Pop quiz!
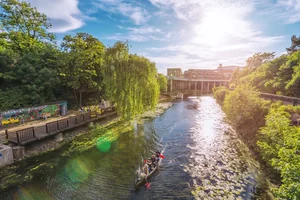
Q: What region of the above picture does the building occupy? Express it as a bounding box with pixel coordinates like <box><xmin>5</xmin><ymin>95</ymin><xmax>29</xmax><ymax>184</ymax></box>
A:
<box><xmin>184</xmin><ymin>69</ymin><xmax>224</xmax><ymax>80</ymax></box>
<box><xmin>217</xmin><ymin>64</ymin><xmax>241</xmax><ymax>80</ymax></box>
<box><xmin>167</xmin><ymin>68</ymin><xmax>182</xmax><ymax>77</ymax></box>
<box><xmin>166</xmin><ymin>64</ymin><xmax>243</xmax><ymax>93</ymax></box>
<box><xmin>182</xmin><ymin>64</ymin><xmax>242</xmax><ymax>80</ymax></box>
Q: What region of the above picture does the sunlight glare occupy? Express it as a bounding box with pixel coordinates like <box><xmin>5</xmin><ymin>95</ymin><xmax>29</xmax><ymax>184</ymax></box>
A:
<box><xmin>192</xmin><ymin>8</ymin><xmax>242</xmax><ymax>47</ymax></box>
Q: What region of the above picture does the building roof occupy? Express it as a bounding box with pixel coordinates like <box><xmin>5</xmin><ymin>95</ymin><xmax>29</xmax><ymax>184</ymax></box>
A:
<box><xmin>167</xmin><ymin>68</ymin><xmax>182</xmax><ymax>70</ymax></box>
<box><xmin>218</xmin><ymin>65</ymin><xmax>243</xmax><ymax>70</ymax></box>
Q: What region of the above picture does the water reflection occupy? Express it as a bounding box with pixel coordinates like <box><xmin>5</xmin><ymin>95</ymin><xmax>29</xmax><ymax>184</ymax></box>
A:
<box><xmin>185</xmin><ymin>96</ymin><xmax>256</xmax><ymax>199</ymax></box>
<box><xmin>0</xmin><ymin>96</ymin><xmax>261</xmax><ymax>200</ymax></box>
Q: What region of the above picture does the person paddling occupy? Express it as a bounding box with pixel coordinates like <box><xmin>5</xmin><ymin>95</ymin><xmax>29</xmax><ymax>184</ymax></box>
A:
<box><xmin>139</xmin><ymin>160</ymin><xmax>149</xmax><ymax>180</ymax></box>
<box><xmin>151</xmin><ymin>155</ymin><xmax>157</xmax><ymax>167</ymax></box>
<box><xmin>155</xmin><ymin>151</ymin><xmax>161</xmax><ymax>162</ymax></box>
<box><xmin>147</xmin><ymin>159</ymin><xmax>153</xmax><ymax>172</ymax></box>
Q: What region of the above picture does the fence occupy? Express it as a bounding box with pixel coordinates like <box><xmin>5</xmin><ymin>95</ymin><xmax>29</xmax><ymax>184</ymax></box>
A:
<box><xmin>258</xmin><ymin>92</ymin><xmax>300</xmax><ymax>105</ymax></box>
<box><xmin>3</xmin><ymin>107</ymin><xmax>116</xmax><ymax>145</ymax></box>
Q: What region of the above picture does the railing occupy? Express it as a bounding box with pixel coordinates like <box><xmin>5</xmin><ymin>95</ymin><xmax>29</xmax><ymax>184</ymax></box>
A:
<box><xmin>4</xmin><ymin>107</ymin><xmax>117</xmax><ymax>145</ymax></box>
<box><xmin>46</xmin><ymin>121</ymin><xmax>59</xmax><ymax>134</ymax></box>
<box><xmin>16</xmin><ymin>127</ymin><xmax>35</xmax><ymax>145</ymax></box>
<box><xmin>259</xmin><ymin>92</ymin><xmax>300</xmax><ymax>106</ymax></box>
<box><xmin>57</xmin><ymin>119</ymin><xmax>68</xmax><ymax>130</ymax></box>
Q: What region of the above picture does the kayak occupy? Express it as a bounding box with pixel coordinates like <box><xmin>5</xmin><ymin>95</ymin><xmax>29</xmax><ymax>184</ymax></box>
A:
<box><xmin>135</xmin><ymin>151</ymin><xmax>164</xmax><ymax>189</ymax></box>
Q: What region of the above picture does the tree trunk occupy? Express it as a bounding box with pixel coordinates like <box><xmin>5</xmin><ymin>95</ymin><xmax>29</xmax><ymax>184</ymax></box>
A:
<box><xmin>73</xmin><ymin>88</ymin><xmax>78</xmax><ymax>104</ymax></box>
<box><xmin>79</xmin><ymin>89</ymin><xmax>83</xmax><ymax>107</ymax></box>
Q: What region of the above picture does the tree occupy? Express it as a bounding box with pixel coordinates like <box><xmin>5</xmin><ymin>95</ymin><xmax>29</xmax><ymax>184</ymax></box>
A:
<box><xmin>157</xmin><ymin>74</ymin><xmax>167</xmax><ymax>93</ymax></box>
<box><xmin>286</xmin><ymin>35</ymin><xmax>300</xmax><ymax>54</ymax></box>
<box><xmin>257</xmin><ymin>104</ymin><xmax>300</xmax><ymax>199</ymax></box>
<box><xmin>284</xmin><ymin>51</ymin><xmax>300</xmax><ymax>97</ymax></box>
<box><xmin>0</xmin><ymin>0</ymin><xmax>54</xmax><ymax>55</ymax></box>
<box><xmin>246</xmin><ymin>52</ymin><xmax>275</xmax><ymax>70</ymax></box>
<box><xmin>0</xmin><ymin>0</ymin><xmax>60</xmax><ymax>109</ymax></box>
<box><xmin>223</xmin><ymin>84</ymin><xmax>269</xmax><ymax>144</ymax></box>
<box><xmin>60</xmin><ymin>33</ymin><xmax>106</xmax><ymax>107</ymax></box>
<box><xmin>104</xmin><ymin>42</ymin><xmax>159</xmax><ymax>119</ymax></box>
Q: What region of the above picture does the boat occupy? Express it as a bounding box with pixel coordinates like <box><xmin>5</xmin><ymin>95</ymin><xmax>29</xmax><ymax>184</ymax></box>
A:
<box><xmin>135</xmin><ymin>151</ymin><xmax>164</xmax><ymax>189</ymax></box>
<box><xmin>176</xmin><ymin>93</ymin><xmax>183</xmax><ymax>100</ymax></box>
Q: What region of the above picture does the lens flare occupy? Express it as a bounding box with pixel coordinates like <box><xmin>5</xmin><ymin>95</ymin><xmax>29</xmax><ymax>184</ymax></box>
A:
<box><xmin>65</xmin><ymin>159</ymin><xmax>89</xmax><ymax>183</ymax></box>
<box><xmin>96</xmin><ymin>137</ymin><xmax>112</xmax><ymax>152</ymax></box>
<box><xmin>14</xmin><ymin>186</ymin><xmax>53</xmax><ymax>200</ymax></box>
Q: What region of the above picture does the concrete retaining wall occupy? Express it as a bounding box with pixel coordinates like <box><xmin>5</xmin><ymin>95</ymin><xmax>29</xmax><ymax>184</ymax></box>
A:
<box><xmin>0</xmin><ymin>145</ymin><xmax>14</xmax><ymax>167</ymax></box>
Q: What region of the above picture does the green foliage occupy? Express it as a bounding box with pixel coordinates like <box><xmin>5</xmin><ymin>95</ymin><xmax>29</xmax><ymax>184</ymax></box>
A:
<box><xmin>284</xmin><ymin>51</ymin><xmax>300</xmax><ymax>96</ymax></box>
<box><xmin>229</xmin><ymin>50</ymin><xmax>300</xmax><ymax>97</ymax></box>
<box><xmin>257</xmin><ymin>105</ymin><xmax>300</xmax><ymax>199</ymax></box>
<box><xmin>60</xmin><ymin>33</ymin><xmax>106</xmax><ymax>106</ymax></box>
<box><xmin>0</xmin><ymin>88</ymin><xmax>26</xmax><ymax>111</ymax></box>
<box><xmin>0</xmin><ymin>1</ymin><xmax>160</xmax><ymax>119</ymax></box>
<box><xmin>286</xmin><ymin>35</ymin><xmax>300</xmax><ymax>54</ymax></box>
<box><xmin>0</xmin><ymin>0</ymin><xmax>54</xmax><ymax>54</ymax></box>
<box><xmin>222</xmin><ymin>84</ymin><xmax>270</xmax><ymax>147</ymax></box>
<box><xmin>213</xmin><ymin>86</ymin><xmax>229</xmax><ymax>102</ymax></box>
<box><xmin>157</xmin><ymin>74</ymin><xmax>167</xmax><ymax>93</ymax></box>
<box><xmin>246</xmin><ymin>52</ymin><xmax>275</xmax><ymax>71</ymax></box>
<box><xmin>223</xmin><ymin>84</ymin><xmax>269</xmax><ymax>128</ymax></box>
<box><xmin>63</xmin><ymin>122</ymin><xmax>133</xmax><ymax>156</ymax></box>
<box><xmin>103</xmin><ymin>42</ymin><xmax>159</xmax><ymax>119</ymax></box>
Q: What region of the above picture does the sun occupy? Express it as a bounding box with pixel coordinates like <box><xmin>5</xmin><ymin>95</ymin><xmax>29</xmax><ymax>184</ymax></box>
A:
<box><xmin>192</xmin><ymin>8</ymin><xmax>240</xmax><ymax>47</ymax></box>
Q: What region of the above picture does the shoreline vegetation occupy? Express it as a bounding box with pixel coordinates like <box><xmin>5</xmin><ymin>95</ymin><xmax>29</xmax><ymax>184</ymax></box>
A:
<box><xmin>0</xmin><ymin>102</ymin><xmax>173</xmax><ymax>190</ymax></box>
<box><xmin>213</xmin><ymin>43</ymin><xmax>300</xmax><ymax>199</ymax></box>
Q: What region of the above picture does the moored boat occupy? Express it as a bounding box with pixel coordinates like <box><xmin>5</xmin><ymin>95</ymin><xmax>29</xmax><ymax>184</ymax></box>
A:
<box><xmin>176</xmin><ymin>93</ymin><xmax>183</xmax><ymax>100</ymax></box>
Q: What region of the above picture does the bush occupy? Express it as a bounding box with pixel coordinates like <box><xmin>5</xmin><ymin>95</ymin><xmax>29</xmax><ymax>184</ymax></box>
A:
<box><xmin>257</xmin><ymin>104</ymin><xmax>300</xmax><ymax>199</ymax></box>
<box><xmin>213</xmin><ymin>86</ymin><xmax>229</xmax><ymax>103</ymax></box>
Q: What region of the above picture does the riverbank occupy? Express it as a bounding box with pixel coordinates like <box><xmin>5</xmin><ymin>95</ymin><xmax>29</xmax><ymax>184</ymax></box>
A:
<box><xmin>226</xmin><ymin>127</ymin><xmax>275</xmax><ymax>199</ymax></box>
<box><xmin>140</xmin><ymin>102</ymin><xmax>174</xmax><ymax>119</ymax></box>
<box><xmin>213</xmin><ymin>88</ymin><xmax>278</xmax><ymax>199</ymax></box>
<box><xmin>1</xmin><ymin>102</ymin><xmax>174</xmax><ymax>166</ymax></box>
<box><xmin>0</xmin><ymin>102</ymin><xmax>175</xmax><ymax>191</ymax></box>
<box><xmin>25</xmin><ymin>102</ymin><xmax>174</xmax><ymax>158</ymax></box>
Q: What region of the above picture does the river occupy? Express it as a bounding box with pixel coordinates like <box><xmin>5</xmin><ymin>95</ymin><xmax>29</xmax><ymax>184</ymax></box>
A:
<box><xmin>0</xmin><ymin>96</ymin><xmax>264</xmax><ymax>200</ymax></box>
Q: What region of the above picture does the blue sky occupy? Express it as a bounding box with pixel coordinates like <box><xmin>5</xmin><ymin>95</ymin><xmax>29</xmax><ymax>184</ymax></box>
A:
<box><xmin>26</xmin><ymin>0</ymin><xmax>300</xmax><ymax>74</ymax></box>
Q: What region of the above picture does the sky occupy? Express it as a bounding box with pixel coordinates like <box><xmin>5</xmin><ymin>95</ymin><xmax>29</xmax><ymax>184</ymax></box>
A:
<box><xmin>25</xmin><ymin>0</ymin><xmax>300</xmax><ymax>74</ymax></box>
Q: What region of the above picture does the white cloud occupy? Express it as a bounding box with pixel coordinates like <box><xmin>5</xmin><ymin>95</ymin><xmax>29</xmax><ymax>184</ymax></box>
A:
<box><xmin>95</xmin><ymin>0</ymin><xmax>148</xmax><ymax>25</ymax></box>
<box><xmin>107</xmin><ymin>35</ymin><xmax>147</xmax><ymax>42</ymax></box>
<box><xmin>275</xmin><ymin>0</ymin><xmax>300</xmax><ymax>23</ymax></box>
<box><xmin>145</xmin><ymin>0</ymin><xmax>284</xmax><ymax>73</ymax></box>
<box><xmin>107</xmin><ymin>26</ymin><xmax>166</xmax><ymax>42</ymax></box>
<box><xmin>127</xmin><ymin>27</ymin><xmax>161</xmax><ymax>34</ymax></box>
<box><xmin>25</xmin><ymin>0</ymin><xmax>86</xmax><ymax>33</ymax></box>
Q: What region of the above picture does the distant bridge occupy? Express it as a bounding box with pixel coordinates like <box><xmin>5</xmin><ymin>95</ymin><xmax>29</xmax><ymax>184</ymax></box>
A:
<box><xmin>167</xmin><ymin>76</ymin><xmax>229</xmax><ymax>93</ymax></box>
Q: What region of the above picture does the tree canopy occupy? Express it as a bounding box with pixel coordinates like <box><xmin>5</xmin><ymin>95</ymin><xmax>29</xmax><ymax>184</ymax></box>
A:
<box><xmin>215</xmin><ymin>39</ymin><xmax>300</xmax><ymax>198</ymax></box>
<box><xmin>0</xmin><ymin>0</ymin><xmax>163</xmax><ymax>119</ymax></box>
<box><xmin>286</xmin><ymin>35</ymin><xmax>300</xmax><ymax>54</ymax></box>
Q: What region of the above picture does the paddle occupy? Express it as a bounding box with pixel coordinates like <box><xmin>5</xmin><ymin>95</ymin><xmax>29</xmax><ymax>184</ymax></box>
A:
<box><xmin>145</xmin><ymin>177</ymin><xmax>150</xmax><ymax>189</ymax></box>
<box><xmin>150</xmin><ymin>150</ymin><xmax>165</xmax><ymax>159</ymax></box>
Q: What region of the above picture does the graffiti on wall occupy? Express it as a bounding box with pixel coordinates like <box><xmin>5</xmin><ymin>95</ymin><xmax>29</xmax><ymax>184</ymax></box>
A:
<box><xmin>42</xmin><ymin>105</ymin><xmax>59</xmax><ymax>117</ymax></box>
<box><xmin>0</xmin><ymin>101</ymin><xmax>67</xmax><ymax>127</ymax></box>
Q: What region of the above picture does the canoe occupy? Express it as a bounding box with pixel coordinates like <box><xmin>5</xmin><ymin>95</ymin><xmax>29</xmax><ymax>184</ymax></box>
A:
<box><xmin>135</xmin><ymin>151</ymin><xmax>164</xmax><ymax>189</ymax></box>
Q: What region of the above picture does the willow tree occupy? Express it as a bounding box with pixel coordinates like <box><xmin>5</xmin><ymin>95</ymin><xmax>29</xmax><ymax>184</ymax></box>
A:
<box><xmin>157</xmin><ymin>73</ymin><xmax>167</xmax><ymax>92</ymax></box>
<box><xmin>104</xmin><ymin>42</ymin><xmax>159</xmax><ymax>119</ymax></box>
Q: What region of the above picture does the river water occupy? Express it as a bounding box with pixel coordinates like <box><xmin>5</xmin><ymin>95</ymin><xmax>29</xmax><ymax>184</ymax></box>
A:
<box><xmin>0</xmin><ymin>96</ymin><xmax>263</xmax><ymax>200</ymax></box>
